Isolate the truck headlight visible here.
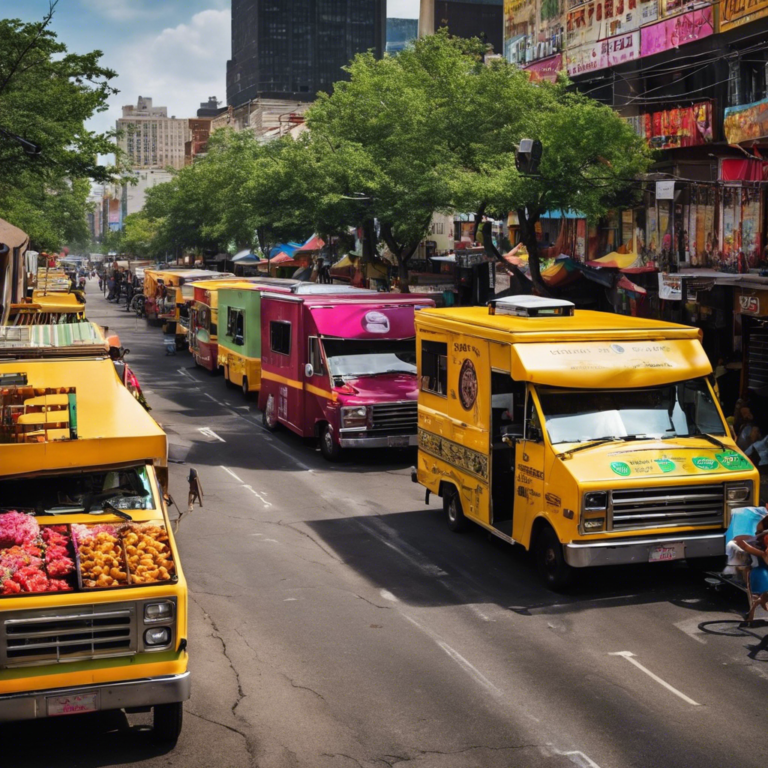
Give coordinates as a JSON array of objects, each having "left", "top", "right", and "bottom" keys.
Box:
[
  {"left": 726, "top": 482, "right": 753, "bottom": 504},
  {"left": 341, "top": 406, "right": 369, "bottom": 428},
  {"left": 145, "top": 602, "right": 174, "bottom": 623},
  {"left": 584, "top": 492, "right": 608, "bottom": 510},
  {"left": 144, "top": 627, "right": 172, "bottom": 647},
  {"left": 583, "top": 518, "right": 606, "bottom": 531}
]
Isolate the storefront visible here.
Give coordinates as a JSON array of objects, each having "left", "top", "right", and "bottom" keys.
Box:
[{"left": 735, "top": 286, "right": 768, "bottom": 401}]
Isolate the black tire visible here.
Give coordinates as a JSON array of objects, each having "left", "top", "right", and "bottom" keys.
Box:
[
  {"left": 224, "top": 368, "right": 236, "bottom": 388},
  {"left": 319, "top": 424, "right": 341, "bottom": 461},
  {"left": 242, "top": 376, "right": 249, "bottom": 398},
  {"left": 534, "top": 525, "right": 574, "bottom": 591},
  {"left": 444, "top": 487, "right": 467, "bottom": 532},
  {"left": 153, "top": 702, "right": 183, "bottom": 745}
]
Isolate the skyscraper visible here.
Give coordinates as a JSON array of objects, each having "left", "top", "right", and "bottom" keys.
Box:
[
  {"left": 226, "top": 0, "right": 386, "bottom": 107},
  {"left": 420, "top": 0, "right": 504, "bottom": 54},
  {"left": 116, "top": 97, "right": 190, "bottom": 170}
]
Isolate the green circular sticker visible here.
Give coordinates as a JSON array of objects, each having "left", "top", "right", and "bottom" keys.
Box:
[
  {"left": 655, "top": 459, "right": 676, "bottom": 473},
  {"left": 692, "top": 457, "right": 718, "bottom": 471},
  {"left": 611, "top": 462, "right": 631, "bottom": 477}
]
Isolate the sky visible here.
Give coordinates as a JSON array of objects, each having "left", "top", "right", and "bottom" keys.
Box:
[{"left": 4, "top": 0, "right": 421, "bottom": 138}]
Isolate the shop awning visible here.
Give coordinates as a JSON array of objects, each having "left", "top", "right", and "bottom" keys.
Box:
[
  {"left": 270, "top": 253, "right": 296, "bottom": 266},
  {"left": 0, "top": 218, "right": 29, "bottom": 252},
  {"left": 510, "top": 338, "right": 711, "bottom": 389},
  {"left": 587, "top": 252, "right": 656, "bottom": 273}
]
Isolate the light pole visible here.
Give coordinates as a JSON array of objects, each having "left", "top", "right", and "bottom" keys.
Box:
[{"left": 419, "top": 0, "right": 435, "bottom": 37}]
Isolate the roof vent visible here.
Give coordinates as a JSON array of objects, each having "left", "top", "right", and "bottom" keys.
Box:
[{"left": 489, "top": 295, "right": 575, "bottom": 318}]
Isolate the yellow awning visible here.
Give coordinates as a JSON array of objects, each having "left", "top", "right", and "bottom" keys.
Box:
[{"left": 510, "top": 339, "right": 712, "bottom": 388}]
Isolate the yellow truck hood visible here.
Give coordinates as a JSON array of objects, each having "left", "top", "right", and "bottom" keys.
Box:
[{"left": 553, "top": 438, "right": 753, "bottom": 483}]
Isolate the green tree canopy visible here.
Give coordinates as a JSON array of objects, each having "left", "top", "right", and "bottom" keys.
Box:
[{"left": 0, "top": 4, "right": 120, "bottom": 250}]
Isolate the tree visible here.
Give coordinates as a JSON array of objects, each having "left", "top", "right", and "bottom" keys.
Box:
[
  {"left": 121, "top": 213, "right": 161, "bottom": 259},
  {"left": 456, "top": 63, "right": 652, "bottom": 295},
  {"left": 305, "top": 34, "right": 483, "bottom": 290},
  {"left": 0, "top": 3, "right": 121, "bottom": 250}
]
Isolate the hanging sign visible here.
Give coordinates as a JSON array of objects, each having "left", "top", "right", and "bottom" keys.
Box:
[{"left": 655, "top": 180, "right": 675, "bottom": 200}]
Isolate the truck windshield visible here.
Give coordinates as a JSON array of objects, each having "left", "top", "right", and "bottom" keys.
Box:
[
  {"left": 0, "top": 466, "right": 155, "bottom": 516},
  {"left": 536, "top": 378, "right": 726, "bottom": 445},
  {"left": 323, "top": 339, "right": 416, "bottom": 381}
]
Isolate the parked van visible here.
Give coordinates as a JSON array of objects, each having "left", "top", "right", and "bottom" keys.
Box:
[
  {"left": 0, "top": 323, "right": 190, "bottom": 743},
  {"left": 413, "top": 296, "right": 757, "bottom": 589},
  {"left": 258, "top": 287, "right": 434, "bottom": 459}
]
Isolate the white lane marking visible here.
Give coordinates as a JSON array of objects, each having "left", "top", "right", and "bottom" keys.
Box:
[
  {"left": 177, "top": 368, "right": 191, "bottom": 378},
  {"left": 674, "top": 618, "right": 708, "bottom": 645},
  {"left": 550, "top": 747, "right": 603, "bottom": 768},
  {"left": 220, "top": 466, "right": 243, "bottom": 483},
  {"left": 284, "top": 598, "right": 298, "bottom": 601},
  {"left": 250, "top": 533, "right": 264, "bottom": 537},
  {"left": 244, "top": 485, "right": 273, "bottom": 508},
  {"left": 263, "top": 538, "right": 280, "bottom": 543},
  {"left": 402, "top": 613, "right": 502, "bottom": 698},
  {"left": 609, "top": 651, "right": 701, "bottom": 706},
  {"left": 379, "top": 589, "right": 399, "bottom": 602},
  {"left": 355, "top": 516, "right": 448, "bottom": 578},
  {"left": 198, "top": 427, "right": 225, "bottom": 442},
  {"left": 203, "top": 393, "right": 219, "bottom": 403}
]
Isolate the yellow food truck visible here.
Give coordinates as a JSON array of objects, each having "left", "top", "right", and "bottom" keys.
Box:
[
  {"left": 413, "top": 296, "right": 757, "bottom": 589},
  {"left": 8, "top": 293, "right": 86, "bottom": 325},
  {"left": 0, "top": 323, "right": 189, "bottom": 743}
]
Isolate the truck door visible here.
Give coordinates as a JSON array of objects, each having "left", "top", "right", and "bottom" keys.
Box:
[{"left": 512, "top": 386, "right": 546, "bottom": 545}]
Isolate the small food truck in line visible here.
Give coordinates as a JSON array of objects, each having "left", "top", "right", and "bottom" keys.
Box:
[
  {"left": 0, "top": 323, "right": 189, "bottom": 743},
  {"left": 8, "top": 293, "right": 86, "bottom": 325},
  {"left": 187, "top": 279, "right": 256, "bottom": 371},
  {"left": 258, "top": 287, "right": 434, "bottom": 459},
  {"left": 413, "top": 296, "right": 757, "bottom": 589}
]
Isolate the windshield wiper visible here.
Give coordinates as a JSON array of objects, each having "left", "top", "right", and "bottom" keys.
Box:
[
  {"left": 691, "top": 432, "right": 728, "bottom": 451},
  {"left": 556, "top": 434, "right": 653, "bottom": 460},
  {"left": 92, "top": 501, "right": 133, "bottom": 521}
]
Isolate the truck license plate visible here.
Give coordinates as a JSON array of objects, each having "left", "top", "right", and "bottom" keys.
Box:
[
  {"left": 649, "top": 542, "right": 685, "bottom": 563},
  {"left": 387, "top": 436, "right": 410, "bottom": 448},
  {"left": 47, "top": 692, "right": 99, "bottom": 717}
]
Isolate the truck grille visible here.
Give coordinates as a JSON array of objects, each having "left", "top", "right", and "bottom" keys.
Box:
[
  {"left": 371, "top": 401, "right": 417, "bottom": 435},
  {"left": 611, "top": 484, "right": 724, "bottom": 531},
  {"left": 1, "top": 603, "right": 137, "bottom": 668}
]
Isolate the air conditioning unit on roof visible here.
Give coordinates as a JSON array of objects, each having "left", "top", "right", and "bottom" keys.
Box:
[{"left": 488, "top": 295, "right": 575, "bottom": 317}]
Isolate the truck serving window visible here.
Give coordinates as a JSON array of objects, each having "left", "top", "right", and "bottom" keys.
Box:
[
  {"left": 0, "top": 466, "right": 155, "bottom": 515},
  {"left": 227, "top": 308, "right": 244, "bottom": 345},
  {"left": 421, "top": 341, "right": 447, "bottom": 396},
  {"left": 536, "top": 378, "right": 726, "bottom": 445},
  {"left": 270, "top": 321, "right": 291, "bottom": 355}
]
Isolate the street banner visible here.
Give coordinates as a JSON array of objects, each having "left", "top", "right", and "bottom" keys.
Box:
[
  {"left": 724, "top": 97, "right": 768, "bottom": 144},
  {"left": 523, "top": 54, "right": 563, "bottom": 81}
]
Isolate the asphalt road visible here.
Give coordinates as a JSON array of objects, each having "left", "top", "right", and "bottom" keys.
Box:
[{"left": 7, "top": 282, "right": 768, "bottom": 768}]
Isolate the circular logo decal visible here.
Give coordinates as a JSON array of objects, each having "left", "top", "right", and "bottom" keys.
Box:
[
  {"left": 655, "top": 458, "right": 676, "bottom": 473},
  {"left": 611, "top": 344, "right": 625, "bottom": 354},
  {"left": 692, "top": 457, "right": 718, "bottom": 471},
  {"left": 363, "top": 311, "right": 390, "bottom": 334},
  {"left": 610, "top": 461, "right": 631, "bottom": 477},
  {"left": 458, "top": 359, "right": 478, "bottom": 411}
]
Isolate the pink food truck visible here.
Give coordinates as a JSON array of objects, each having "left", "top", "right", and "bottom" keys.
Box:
[{"left": 258, "top": 289, "right": 434, "bottom": 460}]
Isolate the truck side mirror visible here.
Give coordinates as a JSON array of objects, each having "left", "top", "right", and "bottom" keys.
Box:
[
  {"left": 527, "top": 426, "right": 543, "bottom": 443},
  {"left": 305, "top": 363, "right": 314, "bottom": 378}
]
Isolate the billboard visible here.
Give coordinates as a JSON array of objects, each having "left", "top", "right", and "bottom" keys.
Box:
[
  {"left": 720, "top": 0, "right": 768, "bottom": 30},
  {"left": 640, "top": 6, "right": 714, "bottom": 56},
  {"left": 566, "top": 31, "right": 640, "bottom": 76},
  {"left": 724, "top": 97, "right": 768, "bottom": 144},
  {"left": 565, "top": 0, "right": 658, "bottom": 47}
]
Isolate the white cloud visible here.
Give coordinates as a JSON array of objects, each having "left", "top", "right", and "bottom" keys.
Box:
[
  {"left": 90, "top": 8, "right": 229, "bottom": 137},
  {"left": 387, "top": 0, "right": 420, "bottom": 18}
]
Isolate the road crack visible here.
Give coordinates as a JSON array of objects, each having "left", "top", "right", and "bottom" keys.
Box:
[
  {"left": 384, "top": 744, "right": 545, "bottom": 765},
  {"left": 271, "top": 519, "right": 343, "bottom": 563}
]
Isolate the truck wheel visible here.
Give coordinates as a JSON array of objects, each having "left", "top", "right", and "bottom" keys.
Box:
[
  {"left": 224, "top": 367, "right": 235, "bottom": 388},
  {"left": 242, "top": 377, "right": 250, "bottom": 398},
  {"left": 262, "top": 395, "right": 278, "bottom": 431},
  {"left": 534, "top": 526, "right": 574, "bottom": 591},
  {"left": 320, "top": 425, "right": 341, "bottom": 461},
  {"left": 444, "top": 487, "right": 467, "bottom": 532},
  {"left": 153, "top": 702, "right": 183, "bottom": 745}
]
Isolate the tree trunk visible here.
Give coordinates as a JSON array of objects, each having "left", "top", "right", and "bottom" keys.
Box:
[
  {"left": 361, "top": 219, "right": 376, "bottom": 265},
  {"left": 517, "top": 208, "right": 550, "bottom": 297}
]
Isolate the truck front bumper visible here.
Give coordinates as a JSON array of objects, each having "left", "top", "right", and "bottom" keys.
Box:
[
  {"left": 0, "top": 671, "right": 191, "bottom": 723},
  {"left": 338, "top": 433, "right": 418, "bottom": 449},
  {"left": 564, "top": 532, "right": 724, "bottom": 568}
]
